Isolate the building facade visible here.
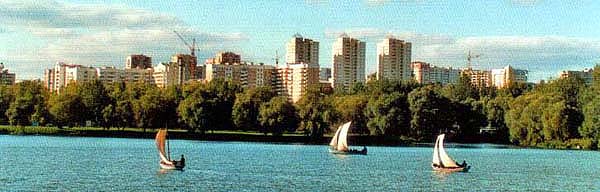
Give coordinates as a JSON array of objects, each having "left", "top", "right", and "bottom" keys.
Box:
[
  {"left": 332, "top": 35, "right": 366, "bottom": 91},
  {"left": 126, "top": 54, "right": 152, "bottom": 69},
  {"left": 276, "top": 63, "right": 320, "bottom": 103},
  {"left": 463, "top": 69, "right": 492, "bottom": 88},
  {"left": 491, "top": 65, "right": 528, "bottom": 88},
  {"left": 286, "top": 34, "right": 319, "bottom": 67},
  {"left": 0, "top": 63, "right": 16, "bottom": 85},
  {"left": 171, "top": 54, "right": 198, "bottom": 84},
  {"left": 377, "top": 37, "right": 412, "bottom": 80},
  {"left": 319, "top": 67, "right": 332, "bottom": 81},
  {"left": 205, "top": 62, "right": 276, "bottom": 89},
  {"left": 412, "top": 61, "right": 460, "bottom": 85},
  {"left": 206, "top": 52, "right": 241, "bottom": 65},
  {"left": 559, "top": 68, "right": 594, "bottom": 85}
]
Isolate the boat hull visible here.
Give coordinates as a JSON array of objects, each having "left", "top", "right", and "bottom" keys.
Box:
[
  {"left": 160, "top": 161, "right": 185, "bottom": 170},
  {"left": 432, "top": 165, "right": 470, "bottom": 173},
  {"left": 329, "top": 148, "right": 367, "bottom": 155}
]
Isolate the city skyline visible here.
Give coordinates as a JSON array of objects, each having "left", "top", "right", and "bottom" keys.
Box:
[{"left": 2, "top": 0, "right": 600, "bottom": 81}]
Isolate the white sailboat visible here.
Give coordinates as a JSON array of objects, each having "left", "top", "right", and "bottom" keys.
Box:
[
  {"left": 329, "top": 121, "right": 367, "bottom": 155},
  {"left": 155, "top": 128, "right": 185, "bottom": 170},
  {"left": 432, "top": 134, "right": 469, "bottom": 172}
]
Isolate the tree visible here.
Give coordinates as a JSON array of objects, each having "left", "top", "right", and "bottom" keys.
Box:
[
  {"left": 297, "top": 86, "right": 336, "bottom": 140},
  {"left": 6, "top": 81, "right": 48, "bottom": 126},
  {"left": 0, "top": 85, "right": 14, "bottom": 124},
  {"left": 332, "top": 94, "right": 369, "bottom": 134},
  {"left": 178, "top": 94, "right": 217, "bottom": 134},
  {"left": 77, "top": 80, "right": 110, "bottom": 126},
  {"left": 580, "top": 96, "right": 600, "bottom": 142},
  {"left": 232, "top": 87, "right": 276, "bottom": 131},
  {"left": 408, "top": 86, "right": 453, "bottom": 140},
  {"left": 259, "top": 96, "right": 299, "bottom": 136},
  {"left": 48, "top": 93, "right": 85, "bottom": 128},
  {"left": 365, "top": 92, "right": 411, "bottom": 136}
]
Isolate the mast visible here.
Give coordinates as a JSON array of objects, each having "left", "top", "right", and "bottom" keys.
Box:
[{"left": 167, "top": 125, "right": 171, "bottom": 161}]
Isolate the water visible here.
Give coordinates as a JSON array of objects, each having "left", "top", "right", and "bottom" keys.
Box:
[{"left": 1, "top": 135, "right": 599, "bottom": 191}]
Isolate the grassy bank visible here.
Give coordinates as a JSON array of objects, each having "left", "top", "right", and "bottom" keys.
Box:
[{"left": 0, "top": 125, "right": 416, "bottom": 146}]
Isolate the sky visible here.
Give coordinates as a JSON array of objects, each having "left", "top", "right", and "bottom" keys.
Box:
[{"left": 2, "top": 0, "right": 600, "bottom": 82}]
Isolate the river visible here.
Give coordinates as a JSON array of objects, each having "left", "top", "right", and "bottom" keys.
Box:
[{"left": 0, "top": 135, "right": 598, "bottom": 191}]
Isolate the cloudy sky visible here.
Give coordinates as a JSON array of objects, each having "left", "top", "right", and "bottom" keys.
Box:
[{"left": 2, "top": 0, "right": 600, "bottom": 82}]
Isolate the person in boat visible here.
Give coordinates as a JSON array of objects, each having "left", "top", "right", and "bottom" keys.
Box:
[
  {"left": 460, "top": 160, "right": 467, "bottom": 167},
  {"left": 180, "top": 154, "right": 185, "bottom": 166},
  {"left": 362, "top": 146, "right": 367, "bottom": 153}
]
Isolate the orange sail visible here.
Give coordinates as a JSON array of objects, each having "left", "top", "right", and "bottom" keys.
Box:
[{"left": 155, "top": 129, "right": 173, "bottom": 165}]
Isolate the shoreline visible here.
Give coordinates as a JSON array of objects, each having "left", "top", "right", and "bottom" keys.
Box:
[{"left": 0, "top": 126, "right": 419, "bottom": 146}]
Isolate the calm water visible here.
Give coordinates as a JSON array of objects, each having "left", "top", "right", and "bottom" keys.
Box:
[{"left": 1, "top": 135, "right": 599, "bottom": 191}]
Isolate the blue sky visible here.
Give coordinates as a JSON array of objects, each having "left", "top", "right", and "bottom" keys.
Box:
[{"left": 2, "top": 0, "right": 600, "bottom": 81}]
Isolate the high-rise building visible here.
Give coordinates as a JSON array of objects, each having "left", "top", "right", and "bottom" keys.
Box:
[
  {"left": 0, "top": 63, "right": 15, "bottom": 85},
  {"left": 332, "top": 35, "right": 366, "bottom": 91},
  {"left": 377, "top": 37, "right": 412, "bottom": 80},
  {"left": 276, "top": 63, "right": 320, "bottom": 103},
  {"left": 206, "top": 52, "right": 241, "bottom": 64},
  {"left": 491, "top": 65, "right": 528, "bottom": 88},
  {"left": 560, "top": 68, "right": 594, "bottom": 85},
  {"left": 153, "top": 62, "right": 178, "bottom": 88},
  {"left": 126, "top": 54, "right": 152, "bottom": 69},
  {"left": 319, "top": 68, "right": 332, "bottom": 81},
  {"left": 412, "top": 61, "right": 460, "bottom": 85},
  {"left": 463, "top": 69, "right": 492, "bottom": 88},
  {"left": 286, "top": 34, "right": 319, "bottom": 67},
  {"left": 205, "top": 62, "right": 276, "bottom": 88},
  {"left": 171, "top": 54, "right": 198, "bottom": 84},
  {"left": 97, "top": 66, "right": 153, "bottom": 84}
]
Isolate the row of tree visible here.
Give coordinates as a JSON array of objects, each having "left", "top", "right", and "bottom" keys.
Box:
[{"left": 2, "top": 66, "right": 600, "bottom": 147}]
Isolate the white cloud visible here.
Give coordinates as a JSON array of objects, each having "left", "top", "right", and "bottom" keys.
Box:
[{"left": 0, "top": 0, "right": 247, "bottom": 79}]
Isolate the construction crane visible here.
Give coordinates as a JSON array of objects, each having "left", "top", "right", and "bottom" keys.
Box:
[
  {"left": 466, "top": 50, "right": 481, "bottom": 69},
  {"left": 173, "top": 31, "right": 196, "bottom": 56}
]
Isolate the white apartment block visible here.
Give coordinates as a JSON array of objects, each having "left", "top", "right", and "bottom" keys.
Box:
[
  {"left": 412, "top": 61, "right": 460, "bottom": 85},
  {"left": 332, "top": 35, "right": 366, "bottom": 91},
  {"left": 491, "top": 65, "right": 528, "bottom": 88},
  {"left": 276, "top": 63, "right": 320, "bottom": 103},
  {"left": 377, "top": 37, "right": 412, "bottom": 80}
]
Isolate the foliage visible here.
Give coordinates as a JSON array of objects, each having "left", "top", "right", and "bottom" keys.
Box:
[
  {"left": 232, "top": 87, "right": 276, "bottom": 131},
  {"left": 365, "top": 92, "right": 410, "bottom": 136},
  {"left": 258, "top": 96, "right": 299, "bottom": 136}
]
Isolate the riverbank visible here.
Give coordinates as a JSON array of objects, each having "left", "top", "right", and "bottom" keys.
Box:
[{"left": 0, "top": 125, "right": 416, "bottom": 146}]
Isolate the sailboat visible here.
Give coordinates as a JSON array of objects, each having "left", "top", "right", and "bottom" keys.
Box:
[
  {"left": 432, "top": 134, "right": 470, "bottom": 172},
  {"left": 329, "top": 121, "right": 367, "bottom": 155},
  {"left": 155, "top": 128, "right": 185, "bottom": 170}
]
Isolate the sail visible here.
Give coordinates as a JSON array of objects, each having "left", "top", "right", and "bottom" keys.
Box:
[
  {"left": 155, "top": 129, "right": 173, "bottom": 165},
  {"left": 438, "top": 134, "right": 460, "bottom": 168},
  {"left": 337, "top": 121, "right": 351, "bottom": 151},
  {"left": 432, "top": 134, "right": 441, "bottom": 165},
  {"left": 329, "top": 124, "right": 344, "bottom": 148}
]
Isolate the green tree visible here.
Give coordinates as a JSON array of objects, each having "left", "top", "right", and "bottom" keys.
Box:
[
  {"left": 259, "top": 96, "right": 299, "bottom": 136},
  {"left": 332, "top": 94, "right": 369, "bottom": 134},
  {"left": 0, "top": 85, "right": 14, "bottom": 124},
  {"left": 6, "top": 80, "right": 48, "bottom": 126},
  {"left": 297, "top": 86, "right": 336, "bottom": 140},
  {"left": 232, "top": 87, "right": 276, "bottom": 131},
  {"left": 408, "top": 86, "right": 453, "bottom": 140},
  {"left": 365, "top": 92, "right": 411, "bottom": 136},
  {"left": 77, "top": 80, "right": 111, "bottom": 126},
  {"left": 48, "top": 93, "right": 85, "bottom": 128}
]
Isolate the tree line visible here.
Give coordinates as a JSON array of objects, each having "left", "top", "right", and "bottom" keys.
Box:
[{"left": 1, "top": 66, "right": 600, "bottom": 148}]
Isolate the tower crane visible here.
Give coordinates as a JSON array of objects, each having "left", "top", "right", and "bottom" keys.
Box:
[
  {"left": 173, "top": 31, "right": 196, "bottom": 56},
  {"left": 467, "top": 50, "right": 481, "bottom": 70}
]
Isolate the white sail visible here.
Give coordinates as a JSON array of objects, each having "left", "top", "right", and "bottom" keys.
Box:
[
  {"left": 432, "top": 134, "right": 441, "bottom": 165},
  {"left": 155, "top": 129, "right": 173, "bottom": 165},
  {"left": 329, "top": 124, "right": 344, "bottom": 148},
  {"left": 437, "top": 134, "right": 459, "bottom": 168},
  {"left": 337, "top": 121, "right": 351, "bottom": 151}
]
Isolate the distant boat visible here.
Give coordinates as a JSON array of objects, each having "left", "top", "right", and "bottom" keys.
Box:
[
  {"left": 432, "top": 134, "right": 470, "bottom": 172},
  {"left": 329, "top": 121, "right": 367, "bottom": 155},
  {"left": 155, "top": 128, "right": 185, "bottom": 170}
]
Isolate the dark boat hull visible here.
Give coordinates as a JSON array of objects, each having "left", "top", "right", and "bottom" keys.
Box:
[
  {"left": 329, "top": 148, "right": 368, "bottom": 155},
  {"left": 432, "top": 165, "right": 470, "bottom": 172}
]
